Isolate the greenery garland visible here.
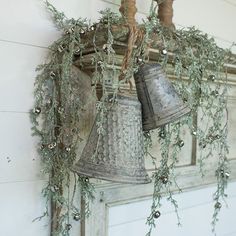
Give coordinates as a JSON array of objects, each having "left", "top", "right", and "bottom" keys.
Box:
[{"left": 30, "top": 1, "right": 232, "bottom": 235}]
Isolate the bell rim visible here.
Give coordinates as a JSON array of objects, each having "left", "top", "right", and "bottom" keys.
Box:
[
  {"left": 143, "top": 104, "right": 191, "bottom": 131},
  {"left": 71, "top": 166, "right": 151, "bottom": 184}
]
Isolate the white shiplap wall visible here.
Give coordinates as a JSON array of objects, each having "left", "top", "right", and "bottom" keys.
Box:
[
  {"left": 108, "top": 183, "right": 236, "bottom": 236},
  {"left": 0, "top": 1, "right": 235, "bottom": 236}
]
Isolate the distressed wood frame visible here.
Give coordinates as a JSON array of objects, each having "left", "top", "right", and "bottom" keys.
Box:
[
  {"left": 78, "top": 55, "right": 236, "bottom": 235},
  {"left": 81, "top": 163, "right": 236, "bottom": 236}
]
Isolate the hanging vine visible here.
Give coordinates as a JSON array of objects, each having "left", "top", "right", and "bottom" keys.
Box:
[
  {"left": 30, "top": 1, "right": 232, "bottom": 235},
  {"left": 143, "top": 6, "right": 231, "bottom": 235},
  {"left": 30, "top": 2, "right": 95, "bottom": 235}
]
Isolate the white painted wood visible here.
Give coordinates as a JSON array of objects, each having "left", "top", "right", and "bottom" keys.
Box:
[
  {"left": 0, "top": 0, "right": 119, "bottom": 47},
  {"left": 0, "top": 0, "right": 60, "bottom": 47},
  {"left": 223, "top": 0, "right": 236, "bottom": 6},
  {"left": 108, "top": 182, "right": 236, "bottom": 236},
  {"left": 0, "top": 112, "right": 43, "bottom": 183},
  {"left": 108, "top": 181, "right": 236, "bottom": 226},
  {"left": 173, "top": 0, "right": 236, "bottom": 53},
  {"left": 0, "top": 41, "right": 48, "bottom": 112},
  {"left": 83, "top": 159, "right": 236, "bottom": 236},
  {"left": 0, "top": 180, "right": 50, "bottom": 236},
  {"left": 0, "top": 0, "right": 234, "bottom": 51},
  {"left": 50, "top": 0, "right": 118, "bottom": 23},
  {"left": 227, "top": 96, "right": 236, "bottom": 160}
]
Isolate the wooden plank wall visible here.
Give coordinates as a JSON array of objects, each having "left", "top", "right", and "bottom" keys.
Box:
[
  {"left": 108, "top": 182, "right": 236, "bottom": 236},
  {"left": 0, "top": 0, "right": 235, "bottom": 236}
]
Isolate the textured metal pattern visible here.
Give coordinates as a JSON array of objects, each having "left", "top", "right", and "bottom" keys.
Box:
[
  {"left": 134, "top": 63, "right": 190, "bottom": 131},
  {"left": 72, "top": 95, "right": 150, "bottom": 184}
]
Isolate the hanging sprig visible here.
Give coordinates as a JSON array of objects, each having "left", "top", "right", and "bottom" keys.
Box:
[{"left": 143, "top": 6, "right": 230, "bottom": 235}]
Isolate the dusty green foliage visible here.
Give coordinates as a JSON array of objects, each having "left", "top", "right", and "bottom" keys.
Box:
[
  {"left": 31, "top": 2, "right": 95, "bottom": 235},
  {"left": 144, "top": 8, "right": 230, "bottom": 235},
  {"left": 31, "top": 2, "right": 231, "bottom": 236}
]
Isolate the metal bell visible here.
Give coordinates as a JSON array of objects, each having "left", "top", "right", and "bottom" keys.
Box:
[
  {"left": 134, "top": 63, "right": 190, "bottom": 131},
  {"left": 72, "top": 94, "right": 150, "bottom": 184}
]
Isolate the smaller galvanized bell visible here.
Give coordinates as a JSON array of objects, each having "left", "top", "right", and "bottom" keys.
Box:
[
  {"left": 134, "top": 63, "right": 190, "bottom": 131},
  {"left": 72, "top": 94, "right": 150, "bottom": 184}
]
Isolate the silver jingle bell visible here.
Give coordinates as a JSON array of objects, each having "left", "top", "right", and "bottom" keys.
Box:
[
  {"left": 73, "top": 213, "right": 80, "bottom": 221},
  {"left": 33, "top": 107, "right": 41, "bottom": 115},
  {"left": 162, "top": 49, "right": 168, "bottom": 55},
  {"left": 153, "top": 210, "right": 161, "bottom": 219}
]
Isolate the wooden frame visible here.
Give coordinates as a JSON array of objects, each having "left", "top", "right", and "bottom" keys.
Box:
[
  {"left": 77, "top": 52, "right": 236, "bottom": 235},
  {"left": 81, "top": 163, "right": 236, "bottom": 236}
]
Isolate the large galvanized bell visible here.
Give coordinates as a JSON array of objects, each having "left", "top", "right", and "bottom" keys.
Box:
[
  {"left": 134, "top": 63, "right": 190, "bottom": 131},
  {"left": 72, "top": 94, "right": 150, "bottom": 184}
]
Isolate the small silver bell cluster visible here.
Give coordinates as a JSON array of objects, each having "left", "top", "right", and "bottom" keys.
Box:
[
  {"left": 48, "top": 142, "right": 57, "bottom": 150},
  {"left": 217, "top": 168, "right": 230, "bottom": 179}
]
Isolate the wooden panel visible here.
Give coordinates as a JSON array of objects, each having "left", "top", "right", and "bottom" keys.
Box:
[
  {"left": 0, "top": 180, "right": 50, "bottom": 236},
  {"left": 108, "top": 182, "right": 236, "bottom": 227},
  {"left": 0, "top": 112, "right": 43, "bottom": 183},
  {"left": 83, "top": 158, "right": 236, "bottom": 236},
  {"left": 227, "top": 94, "right": 236, "bottom": 160},
  {"left": 0, "top": 0, "right": 118, "bottom": 47},
  {"left": 108, "top": 182, "right": 236, "bottom": 236},
  {"left": 108, "top": 197, "right": 236, "bottom": 236},
  {"left": 173, "top": 0, "right": 236, "bottom": 53},
  {"left": 50, "top": 0, "right": 118, "bottom": 22},
  {"left": 0, "top": 0, "right": 59, "bottom": 47},
  {"left": 0, "top": 41, "right": 48, "bottom": 112}
]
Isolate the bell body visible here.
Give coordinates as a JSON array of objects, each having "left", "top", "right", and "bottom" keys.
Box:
[
  {"left": 72, "top": 95, "right": 150, "bottom": 184},
  {"left": 134, "top": 63, "right": 190, "bottom": 131}
]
